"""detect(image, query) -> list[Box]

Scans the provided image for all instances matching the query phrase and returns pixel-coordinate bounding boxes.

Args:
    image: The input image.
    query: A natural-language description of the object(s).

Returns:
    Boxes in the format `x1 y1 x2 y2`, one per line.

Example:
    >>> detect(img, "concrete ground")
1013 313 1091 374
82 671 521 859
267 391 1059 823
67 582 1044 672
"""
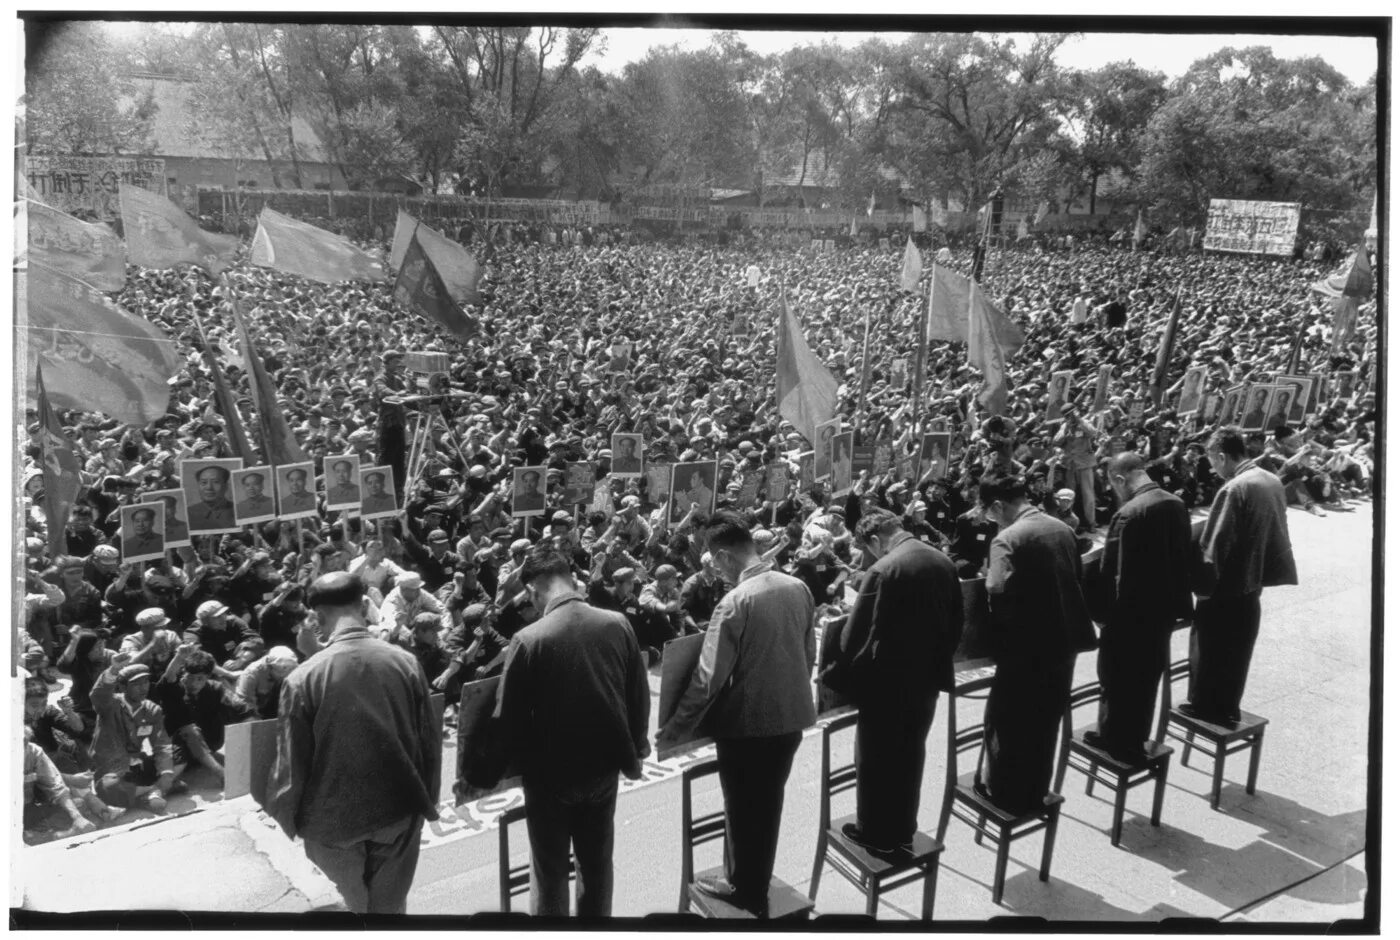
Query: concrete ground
18 498 1374 923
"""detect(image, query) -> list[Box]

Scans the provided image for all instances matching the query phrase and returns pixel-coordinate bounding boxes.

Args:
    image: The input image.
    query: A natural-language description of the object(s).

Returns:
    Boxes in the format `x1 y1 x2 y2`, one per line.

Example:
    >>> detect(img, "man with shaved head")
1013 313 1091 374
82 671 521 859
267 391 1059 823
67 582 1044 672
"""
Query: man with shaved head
1084 452 1195 761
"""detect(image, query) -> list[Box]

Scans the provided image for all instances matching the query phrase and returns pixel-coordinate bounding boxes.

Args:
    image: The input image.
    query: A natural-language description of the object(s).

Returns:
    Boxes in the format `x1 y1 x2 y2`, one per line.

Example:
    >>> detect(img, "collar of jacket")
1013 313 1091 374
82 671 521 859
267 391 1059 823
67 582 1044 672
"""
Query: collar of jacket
737 559 773 585
1011 504 1041 524
543 590 586 616
1230 456 1262 479
1128 480 1162 499
328 624 374 644
884 529 917 552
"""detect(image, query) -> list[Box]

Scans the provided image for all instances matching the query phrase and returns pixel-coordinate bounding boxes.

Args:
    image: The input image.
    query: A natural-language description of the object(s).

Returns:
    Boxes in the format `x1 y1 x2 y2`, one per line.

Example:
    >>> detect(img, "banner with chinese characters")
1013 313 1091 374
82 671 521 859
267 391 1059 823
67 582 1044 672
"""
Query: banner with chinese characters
27 155 167 221
1202 199 1300 256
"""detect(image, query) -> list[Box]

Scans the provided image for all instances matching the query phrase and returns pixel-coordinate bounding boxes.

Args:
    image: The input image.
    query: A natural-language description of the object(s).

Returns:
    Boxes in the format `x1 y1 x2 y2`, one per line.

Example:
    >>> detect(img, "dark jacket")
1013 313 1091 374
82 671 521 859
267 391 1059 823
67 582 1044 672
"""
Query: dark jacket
1088 481 1194 626
1195 461 1298 598
821 532 963 699
985 506 1097 660
494 592 651 792
266 625 442 843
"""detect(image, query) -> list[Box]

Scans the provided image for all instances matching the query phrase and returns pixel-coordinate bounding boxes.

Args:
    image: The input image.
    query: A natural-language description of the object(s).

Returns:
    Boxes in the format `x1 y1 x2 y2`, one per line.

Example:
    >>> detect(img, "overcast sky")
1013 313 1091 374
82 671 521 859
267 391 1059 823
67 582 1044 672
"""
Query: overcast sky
582 28 1380 86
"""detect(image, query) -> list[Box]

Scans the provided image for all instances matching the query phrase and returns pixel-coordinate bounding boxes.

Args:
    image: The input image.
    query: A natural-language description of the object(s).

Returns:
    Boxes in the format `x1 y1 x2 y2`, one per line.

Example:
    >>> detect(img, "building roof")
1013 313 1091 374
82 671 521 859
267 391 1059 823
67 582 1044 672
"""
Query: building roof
132 74 332 164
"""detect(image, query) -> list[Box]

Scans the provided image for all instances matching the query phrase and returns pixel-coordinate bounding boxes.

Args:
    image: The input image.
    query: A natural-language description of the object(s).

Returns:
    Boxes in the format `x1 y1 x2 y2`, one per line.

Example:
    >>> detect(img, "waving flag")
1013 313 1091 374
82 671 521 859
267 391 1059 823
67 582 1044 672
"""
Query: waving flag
250 206 386 284
926 264 1024 352
120 184 240 276
967 277 1011 415
23 262 178 426
1311 246 1373 300
393 230 479 342
1148 292 1183 406
27 199 126 291
193 312 254 463
389 209 417 272
899 237 922 292
402 216 484 309
776 293 838 445
36 363 83 554
228 294 307 467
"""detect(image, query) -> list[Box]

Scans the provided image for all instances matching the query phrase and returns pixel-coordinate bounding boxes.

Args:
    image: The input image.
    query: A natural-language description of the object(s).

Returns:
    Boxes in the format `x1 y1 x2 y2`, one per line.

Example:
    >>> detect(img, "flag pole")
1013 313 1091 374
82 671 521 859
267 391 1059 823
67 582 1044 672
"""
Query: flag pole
855 285 873 438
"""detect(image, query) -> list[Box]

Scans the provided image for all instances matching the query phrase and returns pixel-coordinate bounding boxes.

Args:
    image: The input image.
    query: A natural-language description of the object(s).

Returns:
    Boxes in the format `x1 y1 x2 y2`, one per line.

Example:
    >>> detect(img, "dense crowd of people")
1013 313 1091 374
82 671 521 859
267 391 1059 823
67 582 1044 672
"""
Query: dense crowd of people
20 211 1377 849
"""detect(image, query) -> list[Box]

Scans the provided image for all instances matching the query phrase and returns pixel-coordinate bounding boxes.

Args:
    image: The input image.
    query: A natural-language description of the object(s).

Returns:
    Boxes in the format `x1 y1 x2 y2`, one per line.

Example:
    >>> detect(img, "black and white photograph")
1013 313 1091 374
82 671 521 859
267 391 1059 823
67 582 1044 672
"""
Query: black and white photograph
1178 365 1207 416
232 465 278 525
180 457 243 534
119 502 166 563
358 465 399 518
145 487 191 548
813 417 840 482
11 13 1378 928
275 461 319 519
610 432 643 477
510 465 548 517
830 430 855 497
669 460 717 524
322 453 363 510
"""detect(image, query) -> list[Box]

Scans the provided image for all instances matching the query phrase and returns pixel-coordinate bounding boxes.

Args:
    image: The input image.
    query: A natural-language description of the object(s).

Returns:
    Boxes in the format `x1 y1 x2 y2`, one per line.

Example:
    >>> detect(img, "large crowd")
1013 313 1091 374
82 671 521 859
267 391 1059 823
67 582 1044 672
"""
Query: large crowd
19 213 1377 844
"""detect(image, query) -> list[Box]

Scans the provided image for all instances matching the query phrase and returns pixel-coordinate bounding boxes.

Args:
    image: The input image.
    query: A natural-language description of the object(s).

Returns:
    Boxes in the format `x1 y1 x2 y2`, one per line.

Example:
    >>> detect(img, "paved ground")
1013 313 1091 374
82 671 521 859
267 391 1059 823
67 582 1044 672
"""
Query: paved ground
18 498 1374 923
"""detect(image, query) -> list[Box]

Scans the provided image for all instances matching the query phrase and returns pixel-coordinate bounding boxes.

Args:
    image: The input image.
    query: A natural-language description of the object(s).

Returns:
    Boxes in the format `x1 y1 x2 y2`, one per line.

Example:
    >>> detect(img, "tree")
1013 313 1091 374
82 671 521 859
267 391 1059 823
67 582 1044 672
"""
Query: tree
25 21 155 155
1062 61 1167 213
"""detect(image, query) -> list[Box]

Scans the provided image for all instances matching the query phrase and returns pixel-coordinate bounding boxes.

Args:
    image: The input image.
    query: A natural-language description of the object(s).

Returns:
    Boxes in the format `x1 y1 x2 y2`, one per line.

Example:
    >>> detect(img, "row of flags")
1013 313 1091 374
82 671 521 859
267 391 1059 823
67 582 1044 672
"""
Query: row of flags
22 181 488 542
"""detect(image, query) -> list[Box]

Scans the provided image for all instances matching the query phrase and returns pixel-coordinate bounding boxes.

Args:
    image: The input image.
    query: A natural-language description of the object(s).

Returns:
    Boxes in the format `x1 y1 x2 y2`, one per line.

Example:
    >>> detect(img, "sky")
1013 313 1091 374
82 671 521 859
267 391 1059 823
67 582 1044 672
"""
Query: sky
581 28 1380 86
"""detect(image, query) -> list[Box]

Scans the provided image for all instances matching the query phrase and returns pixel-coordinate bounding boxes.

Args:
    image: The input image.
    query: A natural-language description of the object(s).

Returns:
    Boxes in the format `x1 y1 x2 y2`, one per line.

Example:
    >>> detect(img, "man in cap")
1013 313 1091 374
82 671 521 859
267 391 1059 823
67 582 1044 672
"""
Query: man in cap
279 466 318 516
639 563 693 640
360 469 398 515
326 458 362 506
235 470 277 520
820 508 963 854
154 644 257 787
235 646 300 719
89 654 177 813
373 349 414 491
187 464 236 531
490 546 651 917
404 528 465 593
184 599 259 667
379 571 446 642
1053 401 1100 533
347 427 376 460
119 607 183 678
680 552 727 626
267 573 442 915
83 544 123 595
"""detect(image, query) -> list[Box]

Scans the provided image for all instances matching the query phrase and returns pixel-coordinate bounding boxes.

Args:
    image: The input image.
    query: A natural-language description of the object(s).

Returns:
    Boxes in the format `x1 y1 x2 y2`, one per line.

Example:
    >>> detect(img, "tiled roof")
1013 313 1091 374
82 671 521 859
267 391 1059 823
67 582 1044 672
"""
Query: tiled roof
133 74 331 164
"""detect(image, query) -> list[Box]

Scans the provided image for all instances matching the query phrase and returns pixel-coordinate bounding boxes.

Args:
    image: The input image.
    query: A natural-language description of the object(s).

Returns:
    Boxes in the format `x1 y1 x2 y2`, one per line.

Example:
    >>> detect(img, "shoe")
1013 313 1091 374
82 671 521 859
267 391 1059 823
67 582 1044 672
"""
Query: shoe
1081 729 1108 749
693 876 768 917
143 793 167 814
166 780 189 796
1305 504 1325 516
841 822 911 855
1177 702 1233 725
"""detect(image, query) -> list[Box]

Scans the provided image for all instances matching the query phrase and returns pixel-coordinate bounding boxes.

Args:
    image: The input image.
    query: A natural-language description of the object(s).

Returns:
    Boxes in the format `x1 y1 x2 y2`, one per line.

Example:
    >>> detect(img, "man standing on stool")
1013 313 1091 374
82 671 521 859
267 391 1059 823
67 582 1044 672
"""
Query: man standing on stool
266 572 441 915
1085 453 1195 760
657 512 817 917
1187 427 1296 723
820 508 962 853
494 547 652 917
978 474 1097 814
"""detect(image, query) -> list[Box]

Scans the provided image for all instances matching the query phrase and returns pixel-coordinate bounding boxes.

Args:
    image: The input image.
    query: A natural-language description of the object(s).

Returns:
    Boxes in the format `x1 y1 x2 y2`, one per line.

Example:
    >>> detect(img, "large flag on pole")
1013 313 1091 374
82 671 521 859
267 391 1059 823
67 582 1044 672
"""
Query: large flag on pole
23 262 179 426
399 216 484 309
193 311 255 463
926 264 1024 352
967 278 1011 415
227 289 307 466
776 293 838 445
1148 292 1184 406
36 362 83 555
899 237 922 292
120 184 240 276
393 230 480 342
250 206 386 284
27 199 126 290
1310 246 1373 300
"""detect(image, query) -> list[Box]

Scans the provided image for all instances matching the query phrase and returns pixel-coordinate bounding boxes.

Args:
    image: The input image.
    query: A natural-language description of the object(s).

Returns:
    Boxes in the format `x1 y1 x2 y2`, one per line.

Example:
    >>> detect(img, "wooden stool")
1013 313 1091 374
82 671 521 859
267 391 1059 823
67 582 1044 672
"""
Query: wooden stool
679 757 814 920
497 803 575 913
935 672 1063 906
1054 680 1173 846
808 709 943 918
1157 659 1267 810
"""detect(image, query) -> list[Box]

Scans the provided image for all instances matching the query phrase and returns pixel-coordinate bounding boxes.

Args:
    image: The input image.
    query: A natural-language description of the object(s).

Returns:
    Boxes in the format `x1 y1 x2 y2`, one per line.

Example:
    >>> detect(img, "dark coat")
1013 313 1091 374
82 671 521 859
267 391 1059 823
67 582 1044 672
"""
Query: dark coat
821 531 963 699
985 507 1097 661
495 592 651 791
1195 461 1298 598
1088 481 1195 626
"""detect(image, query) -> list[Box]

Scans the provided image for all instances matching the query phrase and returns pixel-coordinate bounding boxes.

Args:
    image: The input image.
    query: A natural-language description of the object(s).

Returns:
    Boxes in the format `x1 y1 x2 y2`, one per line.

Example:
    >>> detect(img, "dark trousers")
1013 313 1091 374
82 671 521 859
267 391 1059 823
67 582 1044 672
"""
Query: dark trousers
378 423 407 494
1189 592 1262 719
855 691 939 844
302 815 423 915
983 654 1076 816
715 732 803 903
522 777 618 917
1096 617 1172 753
